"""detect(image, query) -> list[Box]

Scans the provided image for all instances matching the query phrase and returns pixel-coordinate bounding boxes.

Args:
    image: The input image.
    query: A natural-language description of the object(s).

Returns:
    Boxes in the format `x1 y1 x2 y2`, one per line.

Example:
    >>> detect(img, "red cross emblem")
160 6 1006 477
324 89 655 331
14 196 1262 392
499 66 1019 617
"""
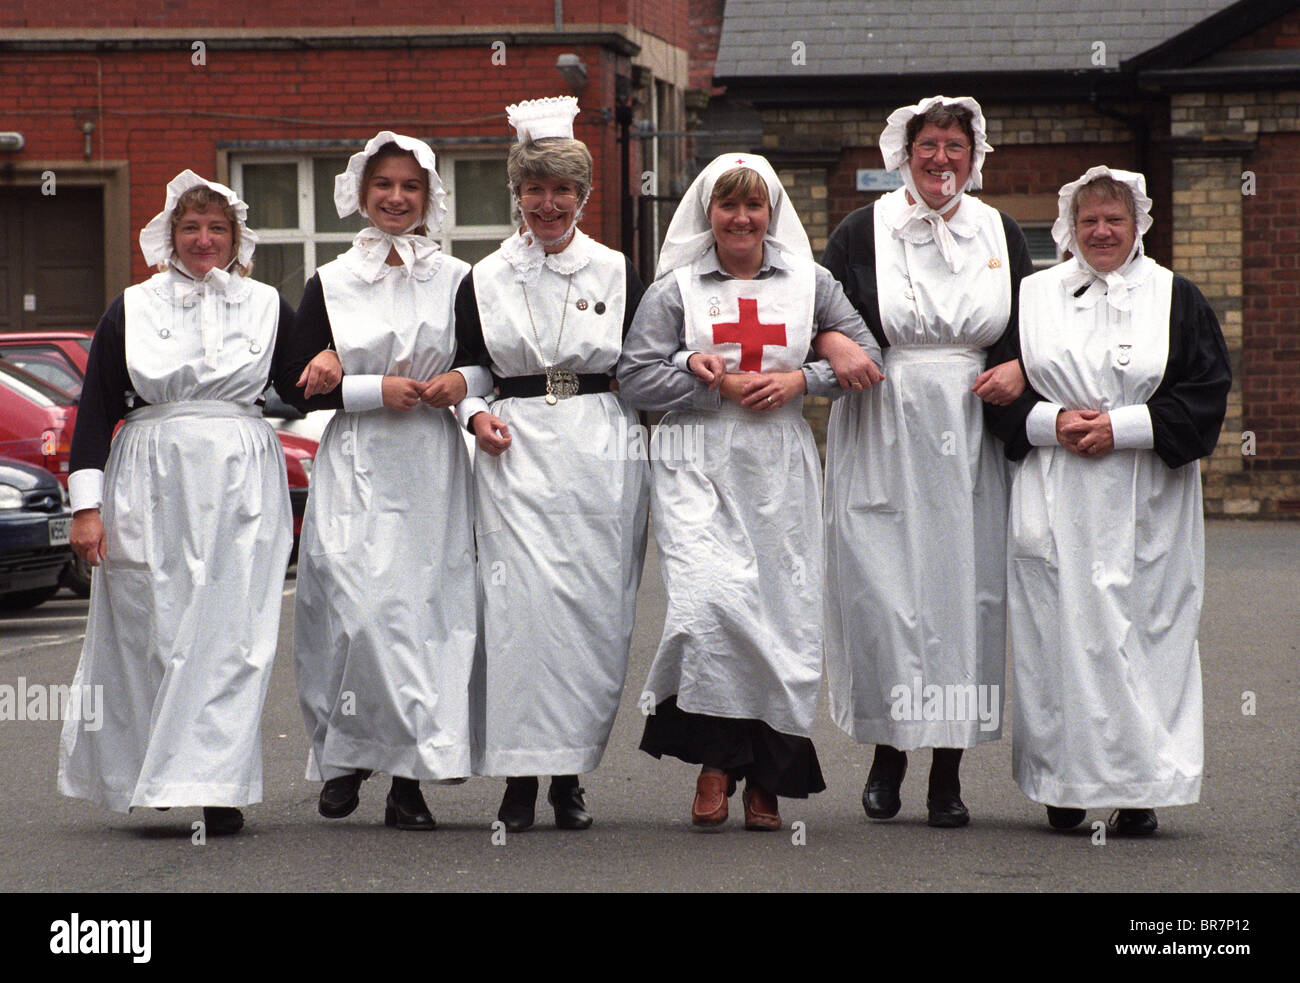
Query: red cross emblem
712 297 786 372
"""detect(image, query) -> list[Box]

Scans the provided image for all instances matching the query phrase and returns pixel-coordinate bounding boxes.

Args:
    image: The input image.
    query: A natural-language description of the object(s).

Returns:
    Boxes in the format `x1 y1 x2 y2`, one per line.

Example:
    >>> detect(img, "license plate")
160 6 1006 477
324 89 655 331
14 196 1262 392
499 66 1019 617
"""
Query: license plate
48 517 71 546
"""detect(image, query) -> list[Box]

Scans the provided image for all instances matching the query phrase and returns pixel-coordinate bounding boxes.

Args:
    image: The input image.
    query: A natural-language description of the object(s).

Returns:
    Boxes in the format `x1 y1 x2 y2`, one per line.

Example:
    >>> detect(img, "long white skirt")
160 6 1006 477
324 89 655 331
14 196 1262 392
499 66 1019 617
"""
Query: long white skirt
640 400 824 737
1010 448 1204 808
295 405 476 781
58 401 291 812
824 346 1008 749
470 391 649 776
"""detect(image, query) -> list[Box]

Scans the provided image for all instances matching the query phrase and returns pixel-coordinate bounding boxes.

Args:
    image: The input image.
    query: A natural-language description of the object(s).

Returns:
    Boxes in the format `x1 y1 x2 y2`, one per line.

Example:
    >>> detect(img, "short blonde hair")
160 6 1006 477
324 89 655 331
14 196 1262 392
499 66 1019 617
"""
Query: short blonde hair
167 186 251 276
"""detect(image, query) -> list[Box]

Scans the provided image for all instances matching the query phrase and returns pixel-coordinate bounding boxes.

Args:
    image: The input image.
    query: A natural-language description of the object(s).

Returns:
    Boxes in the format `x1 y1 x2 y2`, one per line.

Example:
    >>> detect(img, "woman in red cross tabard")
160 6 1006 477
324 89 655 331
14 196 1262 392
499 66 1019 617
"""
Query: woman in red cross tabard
617 152 883 830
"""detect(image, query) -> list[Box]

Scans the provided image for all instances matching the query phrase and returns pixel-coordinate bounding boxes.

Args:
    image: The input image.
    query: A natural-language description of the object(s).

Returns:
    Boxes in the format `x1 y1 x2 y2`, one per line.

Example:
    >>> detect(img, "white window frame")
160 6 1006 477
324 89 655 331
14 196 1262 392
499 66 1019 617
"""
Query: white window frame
230 151 513 280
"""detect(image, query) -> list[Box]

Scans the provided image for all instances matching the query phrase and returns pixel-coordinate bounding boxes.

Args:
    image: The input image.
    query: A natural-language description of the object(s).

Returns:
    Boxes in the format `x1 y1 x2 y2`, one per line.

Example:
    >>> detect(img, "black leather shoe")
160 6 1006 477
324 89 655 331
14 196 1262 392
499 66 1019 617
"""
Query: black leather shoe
319 769 370 819
498 777 538 832
926 792 970 828
863 752 907 820
202 806 244 836
548 782 593 830
1108 808 1158 836
1047 805 1087 830
385 778 435 831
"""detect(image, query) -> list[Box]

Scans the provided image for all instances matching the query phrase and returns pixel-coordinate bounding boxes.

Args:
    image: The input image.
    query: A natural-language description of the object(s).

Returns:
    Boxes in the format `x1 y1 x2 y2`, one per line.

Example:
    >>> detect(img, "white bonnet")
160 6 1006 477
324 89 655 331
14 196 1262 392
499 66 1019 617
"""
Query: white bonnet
878 95 993 191
334 131 447 235
1052 165 1154 256
138 170 257 269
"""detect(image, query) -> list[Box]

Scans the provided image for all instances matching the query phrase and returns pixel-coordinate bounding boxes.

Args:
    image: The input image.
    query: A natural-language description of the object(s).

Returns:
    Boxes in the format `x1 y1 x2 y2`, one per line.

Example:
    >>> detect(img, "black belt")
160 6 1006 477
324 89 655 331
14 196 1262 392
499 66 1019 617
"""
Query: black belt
493 372 614 399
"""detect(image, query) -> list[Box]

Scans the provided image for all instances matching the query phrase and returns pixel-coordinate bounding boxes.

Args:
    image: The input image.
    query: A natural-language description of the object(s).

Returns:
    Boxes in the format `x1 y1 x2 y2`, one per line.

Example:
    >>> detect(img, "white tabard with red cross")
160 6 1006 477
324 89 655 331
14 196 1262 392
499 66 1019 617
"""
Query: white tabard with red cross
674 252 815 375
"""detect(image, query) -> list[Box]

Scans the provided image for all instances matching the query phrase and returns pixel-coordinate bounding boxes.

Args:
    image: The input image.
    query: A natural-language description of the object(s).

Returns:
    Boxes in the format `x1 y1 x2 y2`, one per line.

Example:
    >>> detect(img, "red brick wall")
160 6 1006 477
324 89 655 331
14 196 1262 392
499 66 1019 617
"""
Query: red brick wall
1224 5 1300 49
1241 131 1300 468
0 0 688 38
688 0 726 94
0 1 679 31
0 44 634 283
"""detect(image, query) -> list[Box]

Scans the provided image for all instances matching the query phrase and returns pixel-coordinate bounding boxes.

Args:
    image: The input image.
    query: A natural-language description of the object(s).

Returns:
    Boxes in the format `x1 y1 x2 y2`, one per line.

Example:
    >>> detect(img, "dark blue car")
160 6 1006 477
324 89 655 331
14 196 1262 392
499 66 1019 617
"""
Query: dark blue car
0 456 73 610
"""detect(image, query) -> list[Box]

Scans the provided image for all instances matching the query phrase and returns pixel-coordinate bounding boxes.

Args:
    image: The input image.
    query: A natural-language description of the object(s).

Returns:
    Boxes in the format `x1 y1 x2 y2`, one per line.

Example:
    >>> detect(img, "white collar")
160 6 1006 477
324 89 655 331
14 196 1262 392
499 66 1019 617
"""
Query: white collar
880 188 979 273
340 227 444 283
1062 252 1152 312
498 227 594 284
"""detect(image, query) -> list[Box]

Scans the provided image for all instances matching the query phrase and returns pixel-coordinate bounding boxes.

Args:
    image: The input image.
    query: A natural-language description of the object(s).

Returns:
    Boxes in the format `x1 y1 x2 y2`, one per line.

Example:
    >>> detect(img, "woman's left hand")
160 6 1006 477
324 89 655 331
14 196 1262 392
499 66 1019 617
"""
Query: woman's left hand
814 331 884 391
972 359 1026 405
297 349 343 398
1059 410 1114 458
420 371 468 408
735 370 807 411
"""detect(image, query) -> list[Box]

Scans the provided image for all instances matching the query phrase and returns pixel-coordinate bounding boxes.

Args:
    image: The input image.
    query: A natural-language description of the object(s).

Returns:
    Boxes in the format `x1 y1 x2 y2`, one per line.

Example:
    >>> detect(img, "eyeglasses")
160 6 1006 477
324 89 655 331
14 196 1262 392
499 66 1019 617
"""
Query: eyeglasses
519 191 580 206
912 141 971 159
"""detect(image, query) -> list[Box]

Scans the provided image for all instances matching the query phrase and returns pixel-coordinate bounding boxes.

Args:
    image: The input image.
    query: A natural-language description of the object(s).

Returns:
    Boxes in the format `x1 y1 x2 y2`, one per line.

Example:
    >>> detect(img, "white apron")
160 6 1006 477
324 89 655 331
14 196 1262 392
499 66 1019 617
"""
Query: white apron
57 270 290 811
1010 258 1203 808
469 237 649 775
824 190 1010 749
295 254 476 781
639 258 822 736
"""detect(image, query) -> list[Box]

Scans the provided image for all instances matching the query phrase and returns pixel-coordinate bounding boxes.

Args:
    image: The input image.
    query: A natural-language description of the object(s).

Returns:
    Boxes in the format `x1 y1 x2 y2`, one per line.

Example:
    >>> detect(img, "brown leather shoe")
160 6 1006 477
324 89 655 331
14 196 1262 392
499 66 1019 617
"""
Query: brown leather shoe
691 771 729 827
742 783 781 831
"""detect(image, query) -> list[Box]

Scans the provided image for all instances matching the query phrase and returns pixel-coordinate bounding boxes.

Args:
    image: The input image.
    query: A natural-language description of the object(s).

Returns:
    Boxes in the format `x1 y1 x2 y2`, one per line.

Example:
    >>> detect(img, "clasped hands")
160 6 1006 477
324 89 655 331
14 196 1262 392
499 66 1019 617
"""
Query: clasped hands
1056 409 1114 458
296 350 467 410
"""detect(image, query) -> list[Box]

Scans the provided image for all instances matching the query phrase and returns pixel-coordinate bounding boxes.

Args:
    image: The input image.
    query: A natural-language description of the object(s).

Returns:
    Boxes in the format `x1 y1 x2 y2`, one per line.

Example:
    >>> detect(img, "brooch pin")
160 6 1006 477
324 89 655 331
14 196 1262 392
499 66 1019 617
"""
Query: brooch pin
576 299 588 311
1117 344 1132 366
988 258 1001 269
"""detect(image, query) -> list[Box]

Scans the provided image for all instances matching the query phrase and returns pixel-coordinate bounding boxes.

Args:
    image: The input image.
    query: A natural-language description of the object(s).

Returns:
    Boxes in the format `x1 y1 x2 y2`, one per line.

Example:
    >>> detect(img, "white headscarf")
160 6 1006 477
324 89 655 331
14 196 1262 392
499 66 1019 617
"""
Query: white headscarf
138 169 257 271
655 152 811 280
1053 165 1154 312
878 95 993 273
334 131 447 282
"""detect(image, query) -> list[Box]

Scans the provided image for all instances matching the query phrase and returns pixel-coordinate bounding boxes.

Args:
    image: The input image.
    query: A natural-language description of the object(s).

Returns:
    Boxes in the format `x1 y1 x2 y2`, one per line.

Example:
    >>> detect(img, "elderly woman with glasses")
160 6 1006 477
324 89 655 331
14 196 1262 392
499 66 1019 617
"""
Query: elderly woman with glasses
452 97 649 832
819 95 1034 828
984 166 1229 836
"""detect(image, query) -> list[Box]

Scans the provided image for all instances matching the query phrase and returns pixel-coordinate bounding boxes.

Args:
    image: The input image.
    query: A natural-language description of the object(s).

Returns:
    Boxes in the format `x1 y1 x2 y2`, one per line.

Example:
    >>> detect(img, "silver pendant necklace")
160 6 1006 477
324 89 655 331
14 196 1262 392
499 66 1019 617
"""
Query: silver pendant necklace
522 273 579 404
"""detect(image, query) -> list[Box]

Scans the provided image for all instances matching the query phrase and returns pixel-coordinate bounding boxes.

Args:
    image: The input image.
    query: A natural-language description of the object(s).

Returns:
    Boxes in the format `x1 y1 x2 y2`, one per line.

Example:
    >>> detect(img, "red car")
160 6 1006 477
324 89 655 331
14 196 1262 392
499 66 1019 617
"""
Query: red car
0 361 77 488
0 330 316 581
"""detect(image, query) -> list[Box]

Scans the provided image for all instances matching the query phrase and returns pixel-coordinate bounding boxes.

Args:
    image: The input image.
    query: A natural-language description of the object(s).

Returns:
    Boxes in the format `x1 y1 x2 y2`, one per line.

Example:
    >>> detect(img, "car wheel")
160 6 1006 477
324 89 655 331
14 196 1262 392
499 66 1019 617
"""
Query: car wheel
60 555 93 598
0 584 61 611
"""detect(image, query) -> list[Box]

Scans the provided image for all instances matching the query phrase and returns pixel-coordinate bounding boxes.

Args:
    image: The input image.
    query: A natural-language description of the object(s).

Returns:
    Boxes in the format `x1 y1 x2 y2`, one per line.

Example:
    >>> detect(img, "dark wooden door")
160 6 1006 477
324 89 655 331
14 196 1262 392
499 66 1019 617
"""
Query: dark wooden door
0 187 104 332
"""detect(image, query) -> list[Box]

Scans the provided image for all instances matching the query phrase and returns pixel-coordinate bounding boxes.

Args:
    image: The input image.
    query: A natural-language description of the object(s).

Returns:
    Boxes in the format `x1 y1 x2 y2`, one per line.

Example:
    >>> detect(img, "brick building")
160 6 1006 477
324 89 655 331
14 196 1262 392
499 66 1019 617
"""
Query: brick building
701 0 1299 516
0 1 690 314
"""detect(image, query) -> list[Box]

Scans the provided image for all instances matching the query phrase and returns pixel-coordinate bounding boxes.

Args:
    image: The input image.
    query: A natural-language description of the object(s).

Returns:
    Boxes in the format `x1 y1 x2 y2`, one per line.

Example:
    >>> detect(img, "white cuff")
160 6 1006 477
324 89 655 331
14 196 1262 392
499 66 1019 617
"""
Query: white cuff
69 469 104 513
1109 404 1154 450
455 396 491 431
673 351 698 374
341 375 385 412
455 365 492 398
1026 402 1064 447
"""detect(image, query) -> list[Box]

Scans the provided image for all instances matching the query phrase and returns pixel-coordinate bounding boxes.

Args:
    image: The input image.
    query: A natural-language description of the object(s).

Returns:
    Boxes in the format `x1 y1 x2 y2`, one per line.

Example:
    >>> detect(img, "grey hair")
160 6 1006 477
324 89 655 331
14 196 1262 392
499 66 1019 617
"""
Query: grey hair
1071 175 1137 225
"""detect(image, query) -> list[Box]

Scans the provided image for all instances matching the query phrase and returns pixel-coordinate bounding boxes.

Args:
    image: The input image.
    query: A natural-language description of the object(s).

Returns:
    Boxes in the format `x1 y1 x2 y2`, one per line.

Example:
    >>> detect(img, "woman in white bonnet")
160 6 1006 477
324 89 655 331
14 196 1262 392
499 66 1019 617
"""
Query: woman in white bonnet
453 97 649 832
618 152 882 830
984 166 1229 836
820 96 1035 828
289 132 479 831
59 171 336 834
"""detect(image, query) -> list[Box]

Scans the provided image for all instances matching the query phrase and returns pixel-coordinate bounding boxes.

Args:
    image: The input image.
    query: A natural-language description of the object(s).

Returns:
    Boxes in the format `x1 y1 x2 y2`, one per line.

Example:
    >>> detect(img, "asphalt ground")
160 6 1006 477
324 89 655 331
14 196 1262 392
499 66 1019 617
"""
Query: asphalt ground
0 519 1292 961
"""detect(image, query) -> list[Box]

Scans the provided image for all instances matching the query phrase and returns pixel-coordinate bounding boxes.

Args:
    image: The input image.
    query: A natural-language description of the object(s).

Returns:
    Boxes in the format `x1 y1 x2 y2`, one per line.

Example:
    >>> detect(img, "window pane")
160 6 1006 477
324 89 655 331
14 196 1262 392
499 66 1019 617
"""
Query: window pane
242 163 299 230
315 240 353 268
252 244 306 306
450 239 500 265
1022 225 1060 269
314 157 366 234
454 159 511 226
